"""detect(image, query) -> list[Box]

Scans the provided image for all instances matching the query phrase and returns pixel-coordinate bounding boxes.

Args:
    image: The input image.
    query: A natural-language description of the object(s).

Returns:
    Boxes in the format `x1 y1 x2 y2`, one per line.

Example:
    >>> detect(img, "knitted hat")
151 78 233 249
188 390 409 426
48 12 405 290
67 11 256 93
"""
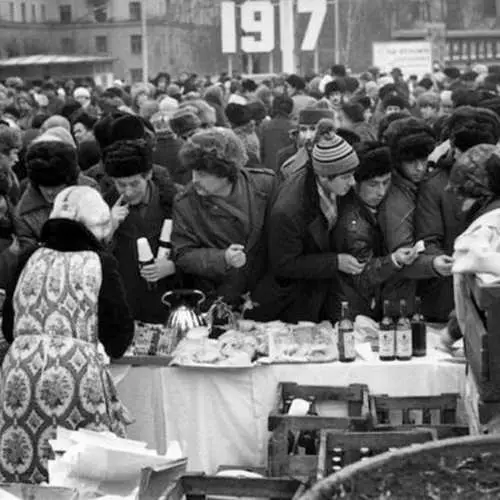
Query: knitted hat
104 139 151 178
311 134 359 176
449 144 500 199
26 138 79 188
355 142 392 183
159 96 179 115
40 115 71 133
386 118 436 168
32 126 77 149
73 87 91 100
170 109 201 137
226 103 253 127
298 108 334 125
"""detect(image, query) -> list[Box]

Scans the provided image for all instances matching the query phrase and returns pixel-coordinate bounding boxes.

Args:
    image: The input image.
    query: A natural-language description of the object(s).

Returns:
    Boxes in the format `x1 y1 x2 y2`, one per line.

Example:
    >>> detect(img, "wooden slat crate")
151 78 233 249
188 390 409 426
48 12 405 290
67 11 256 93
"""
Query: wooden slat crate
316 428 436 479
460 275 500 402
370 393 468 439
177 473 304 500
137 458 188 500
268 383 371 480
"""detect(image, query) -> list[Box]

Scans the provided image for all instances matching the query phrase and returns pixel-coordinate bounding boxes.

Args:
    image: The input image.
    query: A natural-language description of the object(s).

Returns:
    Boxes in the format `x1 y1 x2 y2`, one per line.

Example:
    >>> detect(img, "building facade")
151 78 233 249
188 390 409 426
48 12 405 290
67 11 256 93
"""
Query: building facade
0 0 225 82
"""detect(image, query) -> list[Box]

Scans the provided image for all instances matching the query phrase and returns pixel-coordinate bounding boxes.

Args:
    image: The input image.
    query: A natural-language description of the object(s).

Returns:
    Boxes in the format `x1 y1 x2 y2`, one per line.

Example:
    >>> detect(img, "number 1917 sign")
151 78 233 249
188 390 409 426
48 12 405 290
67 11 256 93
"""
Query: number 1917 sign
221 0 327 54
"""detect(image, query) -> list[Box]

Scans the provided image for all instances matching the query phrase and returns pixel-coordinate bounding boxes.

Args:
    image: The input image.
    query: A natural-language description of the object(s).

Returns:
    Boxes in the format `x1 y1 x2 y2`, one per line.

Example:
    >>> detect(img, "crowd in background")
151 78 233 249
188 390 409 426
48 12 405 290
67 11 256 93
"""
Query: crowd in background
1 60 500 481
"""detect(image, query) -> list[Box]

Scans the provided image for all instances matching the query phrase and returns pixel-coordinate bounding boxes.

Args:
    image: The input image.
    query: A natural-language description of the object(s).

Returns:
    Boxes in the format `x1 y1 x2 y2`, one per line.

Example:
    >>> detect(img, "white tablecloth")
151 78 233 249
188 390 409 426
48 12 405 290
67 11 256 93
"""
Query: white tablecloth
111 353 465 473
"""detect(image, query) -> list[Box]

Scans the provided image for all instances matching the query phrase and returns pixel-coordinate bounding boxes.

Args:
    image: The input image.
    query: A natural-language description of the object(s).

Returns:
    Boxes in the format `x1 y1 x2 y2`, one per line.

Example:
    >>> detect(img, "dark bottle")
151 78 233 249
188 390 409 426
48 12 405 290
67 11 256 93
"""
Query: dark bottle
379 300 396 361
338 302 356 362
208 297 235 339
411 297 427 357
396 300 412 361
296 397 318 456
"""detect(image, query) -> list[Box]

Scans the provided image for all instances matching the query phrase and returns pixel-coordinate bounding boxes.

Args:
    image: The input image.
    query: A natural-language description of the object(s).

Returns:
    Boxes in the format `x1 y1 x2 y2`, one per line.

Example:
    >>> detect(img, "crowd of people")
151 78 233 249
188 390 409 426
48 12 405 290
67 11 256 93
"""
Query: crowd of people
0 61 499 482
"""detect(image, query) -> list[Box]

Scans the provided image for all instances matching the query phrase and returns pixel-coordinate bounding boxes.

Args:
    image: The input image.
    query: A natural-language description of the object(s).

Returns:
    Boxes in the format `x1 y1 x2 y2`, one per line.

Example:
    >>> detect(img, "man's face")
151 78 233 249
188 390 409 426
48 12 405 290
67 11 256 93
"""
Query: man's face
420 105 438 120
357 173 392 208
192 170 230 196
401 158 428 184
39 185 67 204
440 101 453 116
317 171 356 197
113 173 150 206
73 123 91 144
328 92 343 107
75 94 91 109
297 123 317 147
385 105 402 115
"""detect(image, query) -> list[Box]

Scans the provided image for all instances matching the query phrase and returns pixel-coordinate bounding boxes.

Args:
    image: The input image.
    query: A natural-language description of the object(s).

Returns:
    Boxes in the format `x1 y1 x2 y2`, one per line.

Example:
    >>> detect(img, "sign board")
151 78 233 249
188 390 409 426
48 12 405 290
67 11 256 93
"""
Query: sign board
221 0 327 54
372 41 433 78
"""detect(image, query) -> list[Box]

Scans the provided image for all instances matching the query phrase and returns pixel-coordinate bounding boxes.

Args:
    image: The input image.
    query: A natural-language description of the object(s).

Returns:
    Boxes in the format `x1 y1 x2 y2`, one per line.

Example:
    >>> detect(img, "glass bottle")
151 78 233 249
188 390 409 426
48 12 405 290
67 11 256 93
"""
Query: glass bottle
338 302 356 362
297 397 318 455
396 299 412 361
411 297 427 357
379 300 395 361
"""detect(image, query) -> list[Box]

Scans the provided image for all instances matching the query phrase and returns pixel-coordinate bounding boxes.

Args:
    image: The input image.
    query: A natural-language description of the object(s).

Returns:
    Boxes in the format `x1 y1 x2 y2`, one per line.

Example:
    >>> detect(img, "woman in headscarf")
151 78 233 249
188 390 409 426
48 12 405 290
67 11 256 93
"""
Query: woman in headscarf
0 186 134 483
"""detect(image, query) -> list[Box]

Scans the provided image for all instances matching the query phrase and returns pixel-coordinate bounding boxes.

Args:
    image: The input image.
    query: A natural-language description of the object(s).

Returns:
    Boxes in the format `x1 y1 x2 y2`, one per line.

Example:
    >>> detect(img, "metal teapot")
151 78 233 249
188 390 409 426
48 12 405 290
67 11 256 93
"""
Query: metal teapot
162 289 206 346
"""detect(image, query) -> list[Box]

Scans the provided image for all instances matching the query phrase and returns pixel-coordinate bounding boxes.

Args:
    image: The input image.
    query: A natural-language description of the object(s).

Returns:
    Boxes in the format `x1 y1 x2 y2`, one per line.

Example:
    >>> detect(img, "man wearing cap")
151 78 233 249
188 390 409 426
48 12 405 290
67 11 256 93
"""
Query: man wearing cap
252 134 364 323
277 105 334 181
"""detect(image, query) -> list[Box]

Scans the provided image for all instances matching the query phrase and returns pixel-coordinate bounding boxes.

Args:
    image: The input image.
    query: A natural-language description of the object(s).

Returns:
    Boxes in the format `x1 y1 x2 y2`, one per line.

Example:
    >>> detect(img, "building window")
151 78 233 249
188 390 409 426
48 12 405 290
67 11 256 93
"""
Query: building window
130 68 143 83
129 2 142 21
95 35 108 53
61 37 75 53
21 3 26 22
41 4 46 21
59 5 72 23
8 2 14 21
484 0 497 17
130 34 142 54
31 4 36 21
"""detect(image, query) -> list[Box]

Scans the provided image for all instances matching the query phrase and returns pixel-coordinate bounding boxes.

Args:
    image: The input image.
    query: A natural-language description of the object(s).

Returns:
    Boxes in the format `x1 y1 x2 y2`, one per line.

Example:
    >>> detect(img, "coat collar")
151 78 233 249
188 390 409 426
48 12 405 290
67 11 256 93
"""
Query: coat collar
41 218 103 253
17 183 51 216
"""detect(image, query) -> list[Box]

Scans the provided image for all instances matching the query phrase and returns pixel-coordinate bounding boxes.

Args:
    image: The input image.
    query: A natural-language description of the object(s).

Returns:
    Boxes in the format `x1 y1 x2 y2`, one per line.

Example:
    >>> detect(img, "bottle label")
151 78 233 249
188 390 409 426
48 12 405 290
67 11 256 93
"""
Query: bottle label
396 329 412 357
379 331 395 357
340 330 356 359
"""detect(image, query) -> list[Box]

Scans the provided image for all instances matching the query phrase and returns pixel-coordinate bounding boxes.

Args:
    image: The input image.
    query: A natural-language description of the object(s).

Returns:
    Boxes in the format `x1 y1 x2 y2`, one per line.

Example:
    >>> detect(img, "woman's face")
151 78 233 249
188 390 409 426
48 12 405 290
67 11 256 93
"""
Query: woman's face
192 170 231 197
317 171 356 197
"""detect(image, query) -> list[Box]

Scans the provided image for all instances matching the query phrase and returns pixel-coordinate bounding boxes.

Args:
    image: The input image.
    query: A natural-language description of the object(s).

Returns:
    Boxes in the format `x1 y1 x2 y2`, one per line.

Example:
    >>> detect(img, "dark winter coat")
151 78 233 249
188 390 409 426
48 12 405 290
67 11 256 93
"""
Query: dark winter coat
378 172 438 317
260 116 295 172
333 191 400 320
251 166 342 323
152 132 187 186
172 167 276 305
415 162 466 321
105 167 178 323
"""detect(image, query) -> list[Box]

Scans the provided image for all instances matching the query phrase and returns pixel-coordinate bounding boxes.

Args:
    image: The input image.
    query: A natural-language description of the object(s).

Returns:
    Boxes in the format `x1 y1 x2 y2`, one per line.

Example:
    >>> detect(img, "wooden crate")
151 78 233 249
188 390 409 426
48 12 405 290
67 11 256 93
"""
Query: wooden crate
460 275 500 402
268 383 371 480
316 428 436 479
176 473 304 500
370 393 468 439
137 458 188 500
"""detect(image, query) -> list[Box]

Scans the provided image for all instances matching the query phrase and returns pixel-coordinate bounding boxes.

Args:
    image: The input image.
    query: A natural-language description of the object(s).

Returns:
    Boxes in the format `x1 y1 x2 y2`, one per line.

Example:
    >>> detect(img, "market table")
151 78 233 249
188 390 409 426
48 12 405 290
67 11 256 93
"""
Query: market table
110 349 466 474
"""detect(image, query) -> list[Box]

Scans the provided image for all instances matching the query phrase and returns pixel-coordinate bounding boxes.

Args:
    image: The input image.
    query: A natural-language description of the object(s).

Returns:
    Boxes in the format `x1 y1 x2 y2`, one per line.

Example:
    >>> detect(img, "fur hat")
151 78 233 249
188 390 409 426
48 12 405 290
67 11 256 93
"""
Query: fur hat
416 92 441 109
104 139 151 178
298 108 334 125
386 118 436 168
110 114 145 143
355 142 392 183
26 138 79 188
311 134 359 176
73 87 91 100
225 103 253 127
382 94 409 111
61 100 83 121
40 115 71 133
170 109 201 137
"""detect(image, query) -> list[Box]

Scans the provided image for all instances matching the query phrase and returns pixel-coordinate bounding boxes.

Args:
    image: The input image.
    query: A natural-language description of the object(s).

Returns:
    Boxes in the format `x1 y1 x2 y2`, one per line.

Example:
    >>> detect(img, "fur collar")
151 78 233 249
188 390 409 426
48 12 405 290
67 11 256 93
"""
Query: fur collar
41 218 103 253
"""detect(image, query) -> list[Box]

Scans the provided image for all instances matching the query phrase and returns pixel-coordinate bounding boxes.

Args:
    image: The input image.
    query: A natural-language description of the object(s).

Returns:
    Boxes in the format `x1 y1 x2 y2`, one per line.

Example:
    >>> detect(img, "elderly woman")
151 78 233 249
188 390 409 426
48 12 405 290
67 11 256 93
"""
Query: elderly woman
171 128 276 306
0 186 134 483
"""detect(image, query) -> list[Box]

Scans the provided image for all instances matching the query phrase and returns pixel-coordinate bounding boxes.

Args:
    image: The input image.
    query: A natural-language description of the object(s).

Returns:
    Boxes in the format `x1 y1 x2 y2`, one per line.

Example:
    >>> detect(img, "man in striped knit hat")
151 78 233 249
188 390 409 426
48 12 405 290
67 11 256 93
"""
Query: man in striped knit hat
250 132 364 323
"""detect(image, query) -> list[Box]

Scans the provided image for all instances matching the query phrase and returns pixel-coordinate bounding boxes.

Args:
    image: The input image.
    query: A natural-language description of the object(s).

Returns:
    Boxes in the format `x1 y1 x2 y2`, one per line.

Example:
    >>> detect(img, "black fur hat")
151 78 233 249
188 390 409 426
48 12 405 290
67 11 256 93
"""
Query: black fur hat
110 114 145 143
355 142 392 182
225 103 252 127
103 139 151 178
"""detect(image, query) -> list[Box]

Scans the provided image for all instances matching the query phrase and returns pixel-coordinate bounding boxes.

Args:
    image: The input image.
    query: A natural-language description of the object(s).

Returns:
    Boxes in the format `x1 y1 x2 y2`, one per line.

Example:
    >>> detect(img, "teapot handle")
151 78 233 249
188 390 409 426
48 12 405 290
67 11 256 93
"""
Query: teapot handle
161 289 206 308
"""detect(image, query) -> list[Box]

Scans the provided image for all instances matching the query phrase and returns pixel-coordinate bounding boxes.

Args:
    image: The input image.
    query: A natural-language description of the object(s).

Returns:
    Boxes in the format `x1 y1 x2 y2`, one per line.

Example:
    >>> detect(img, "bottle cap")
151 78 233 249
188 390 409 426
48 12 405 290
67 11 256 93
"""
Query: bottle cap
137 237 154 263
160 219 173 243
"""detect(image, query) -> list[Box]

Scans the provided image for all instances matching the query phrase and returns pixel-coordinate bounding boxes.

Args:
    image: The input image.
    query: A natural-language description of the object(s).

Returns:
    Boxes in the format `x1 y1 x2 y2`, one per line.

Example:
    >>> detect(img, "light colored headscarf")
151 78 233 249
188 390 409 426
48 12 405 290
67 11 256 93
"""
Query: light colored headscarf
50 186 112 241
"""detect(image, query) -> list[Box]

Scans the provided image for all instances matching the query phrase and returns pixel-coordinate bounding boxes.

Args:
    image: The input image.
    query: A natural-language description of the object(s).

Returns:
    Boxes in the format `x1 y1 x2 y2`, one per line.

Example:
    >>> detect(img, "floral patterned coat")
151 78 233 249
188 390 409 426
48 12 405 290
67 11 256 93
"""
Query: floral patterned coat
0 218 134 483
